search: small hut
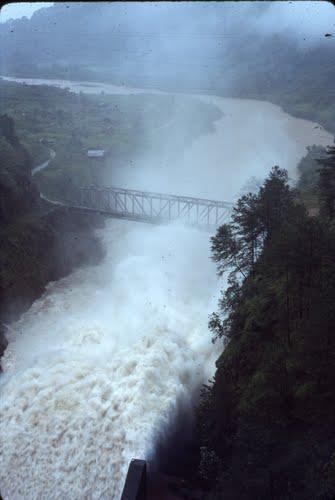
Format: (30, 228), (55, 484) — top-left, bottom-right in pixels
(86, 150), (106, 185)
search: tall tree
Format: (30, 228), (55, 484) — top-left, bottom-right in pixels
(199, 166), (335, 499)
(318, 142), (335, 219)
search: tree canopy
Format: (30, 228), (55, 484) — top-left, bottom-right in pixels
(198, 164), (335, 499)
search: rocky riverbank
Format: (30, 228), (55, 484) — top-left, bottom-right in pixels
(0, 115), (105, 362)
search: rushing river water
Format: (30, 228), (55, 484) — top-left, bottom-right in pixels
(0, 76), (333, 500)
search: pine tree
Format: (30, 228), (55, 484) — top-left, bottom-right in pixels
(318, 142), (335, 219)
(199, 166), (335, 499)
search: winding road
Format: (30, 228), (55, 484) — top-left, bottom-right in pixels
(1, 75), (334, 500)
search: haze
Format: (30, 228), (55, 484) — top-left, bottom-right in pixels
(0, 2), (334, 499)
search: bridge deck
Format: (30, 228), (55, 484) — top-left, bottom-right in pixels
(73, 185), (233, 228)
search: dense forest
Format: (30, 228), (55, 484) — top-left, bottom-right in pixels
(0, 111), (104, 358)
(0, 78), (220, 363)
(1, 3), (334, 134)
(1, 4), (335, 498)
(196, 145), (335, 498)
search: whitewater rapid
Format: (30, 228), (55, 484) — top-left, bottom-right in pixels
(0, 76), (333, 499)
(1, 220), (220, 499)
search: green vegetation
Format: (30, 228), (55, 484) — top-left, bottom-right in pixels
(2, 5), (334, 140)
(233, 81), (335, 139)
(318, 144), (335, 219)
(0, 107), (103, 348)
(2, 4), (333, 137)
(297, 146), (327, 204)
(0, 79), (221, 200)
(0, 79), (221, 353)
(0, 113), (38, 225)
(226, 33), (335, 136)
(197, 148), (335, 498)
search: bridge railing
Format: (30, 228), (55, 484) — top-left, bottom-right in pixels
(77, 186), (233, 228)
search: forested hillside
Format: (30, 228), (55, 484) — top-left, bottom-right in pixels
(0, 113), (38, 223)
(0, 77), (221, 363)
(1, 3), (334, 133)
(0, 2), (335, 500)
(0, 113), (103, 358)
(197, 147), (335, 498)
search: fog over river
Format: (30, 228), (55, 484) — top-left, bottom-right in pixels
(0, 77), (333, 499)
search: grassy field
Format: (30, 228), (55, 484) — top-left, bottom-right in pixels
(0, 79), (221, 201)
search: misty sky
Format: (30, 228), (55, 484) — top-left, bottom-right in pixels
(0, 1), (334, 35)
(0, 2), (54, 22)
(0, 1), (334, 57)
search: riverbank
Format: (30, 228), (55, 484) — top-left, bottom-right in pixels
(2, 49), (334, 137)
(3, 75), (332, 201)
(0, 113), (105, 361)
(0, 77), (334, 499)
(0, 77), (222, 201)
(0, 204), (105, 360)
(0, 79), (222, 361)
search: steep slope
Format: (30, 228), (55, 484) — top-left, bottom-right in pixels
(0, 115), (103, 357)
(1, 3), (334, 132)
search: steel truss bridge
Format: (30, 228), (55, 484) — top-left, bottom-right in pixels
(67, 186), (233, 229)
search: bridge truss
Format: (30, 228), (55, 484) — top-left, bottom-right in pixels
(74, 186), (233, 228)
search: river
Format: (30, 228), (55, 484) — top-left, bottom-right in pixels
(0, 76), (333, 500)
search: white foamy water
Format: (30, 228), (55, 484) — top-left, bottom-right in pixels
(0, 220), (222, 500)
(0, 76), (333, 499)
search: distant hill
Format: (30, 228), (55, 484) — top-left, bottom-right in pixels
(1, 3), (334, 132)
